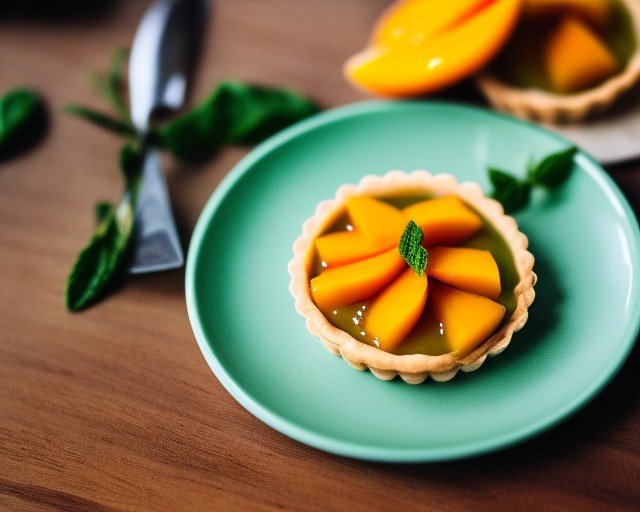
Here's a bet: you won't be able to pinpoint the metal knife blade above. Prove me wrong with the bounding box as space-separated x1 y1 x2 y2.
127 0 207 274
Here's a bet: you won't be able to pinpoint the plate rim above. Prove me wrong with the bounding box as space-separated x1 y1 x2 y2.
185 99 640 462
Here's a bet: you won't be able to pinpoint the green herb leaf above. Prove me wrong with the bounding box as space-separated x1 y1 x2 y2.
488 168 531 214
87 47 130 121
527 146 577 188
399 221 428 276
157 81 319 163
64 103 136 137
65 145 143 312
0 88 47 160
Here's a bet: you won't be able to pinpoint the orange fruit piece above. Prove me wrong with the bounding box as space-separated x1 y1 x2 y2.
523 0 611 30
427 246 501 299
344 0 522 97
315 230 389 267
544 15 618 93
310 247 406 312
402 195 483 247
428 281 506 355
346 196 408 246
364 267 428 352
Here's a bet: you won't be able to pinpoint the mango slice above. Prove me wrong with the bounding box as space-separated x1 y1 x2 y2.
427 246 501 299
428 281 506 355
346 196 407 246
365 267 429 352
315 230 389 267
544 15 618 93
344 0 522 97
310 248 406 312
371 0 495 48
403 196 483 247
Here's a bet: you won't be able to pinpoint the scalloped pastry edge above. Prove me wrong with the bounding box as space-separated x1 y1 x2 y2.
288 170 536 384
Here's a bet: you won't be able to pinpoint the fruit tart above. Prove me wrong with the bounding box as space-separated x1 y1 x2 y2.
288 171 536 384
476 0 640 122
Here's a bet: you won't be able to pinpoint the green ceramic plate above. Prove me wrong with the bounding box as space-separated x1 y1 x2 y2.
185 101 640 462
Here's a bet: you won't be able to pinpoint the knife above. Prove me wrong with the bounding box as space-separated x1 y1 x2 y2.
127 0 207 274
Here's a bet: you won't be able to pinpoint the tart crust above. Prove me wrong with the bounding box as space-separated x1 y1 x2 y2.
475 0 640 123
288 171 536 384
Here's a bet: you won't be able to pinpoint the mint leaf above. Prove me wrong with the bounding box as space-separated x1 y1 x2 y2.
399 221 428 276
157 81 319 163
0 88 47 160
65 145 143 311
488 168 531 214
527 146 577 188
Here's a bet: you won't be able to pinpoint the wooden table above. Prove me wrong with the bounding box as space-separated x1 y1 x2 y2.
1 1 639 510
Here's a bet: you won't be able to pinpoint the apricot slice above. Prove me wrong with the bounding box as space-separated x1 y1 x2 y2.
344 0 522 97
427 246 501 299
315 230 389 267
402 196 483 247
544 15 618 93
428 281 506 355
364 267 428 352
310 247 406 312
346 196 407 247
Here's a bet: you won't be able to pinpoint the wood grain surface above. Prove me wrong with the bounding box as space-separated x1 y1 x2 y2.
1 1 639 510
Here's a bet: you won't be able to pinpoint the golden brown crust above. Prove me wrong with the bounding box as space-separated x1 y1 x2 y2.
288 171 536 384
475 0 640 123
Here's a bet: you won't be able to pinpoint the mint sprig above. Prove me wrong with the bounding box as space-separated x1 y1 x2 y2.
65 144 143 311
488 146 577 213
399 221 428 276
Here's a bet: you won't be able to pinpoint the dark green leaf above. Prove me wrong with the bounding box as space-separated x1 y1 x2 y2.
527 146 577 188
64 103 136 137
65 149 143 311
488 168 532 214
65 197 135 311
95 201 114 224
157 81 319 163
399 220 428 276
0 88 47 160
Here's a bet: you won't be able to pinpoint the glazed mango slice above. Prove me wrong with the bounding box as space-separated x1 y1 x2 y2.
315 230 388 267
310 247 406 312
364 267 429 352
403 196 483 247
346 196 407 246
427 246 501 299
428 281 506 355
371 0 495 48
344 0 522 97
544 15 618 93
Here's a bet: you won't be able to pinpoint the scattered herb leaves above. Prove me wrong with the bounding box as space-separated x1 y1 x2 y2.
399 221 428 276
65 50 319 311
156 81 320 163
488 146 577 213
0 88 48 161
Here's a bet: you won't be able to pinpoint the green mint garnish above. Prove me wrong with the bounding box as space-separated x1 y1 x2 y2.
0 88 47 161
65 144 143 311
399 221 428 276
156 81 319 163
488 145 577 213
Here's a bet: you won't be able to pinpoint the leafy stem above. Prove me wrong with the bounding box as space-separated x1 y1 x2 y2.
488 146 577 213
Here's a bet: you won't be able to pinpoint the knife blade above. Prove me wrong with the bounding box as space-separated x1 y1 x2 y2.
127 0 207 274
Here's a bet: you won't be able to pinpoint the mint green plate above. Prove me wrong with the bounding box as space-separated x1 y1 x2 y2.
186 101 640 462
